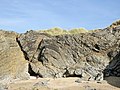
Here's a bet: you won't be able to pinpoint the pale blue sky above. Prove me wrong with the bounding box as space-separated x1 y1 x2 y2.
0 0 120 33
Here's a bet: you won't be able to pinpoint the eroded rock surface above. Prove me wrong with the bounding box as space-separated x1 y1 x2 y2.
1 21 120 84
0 30 29 84
17 25 120 81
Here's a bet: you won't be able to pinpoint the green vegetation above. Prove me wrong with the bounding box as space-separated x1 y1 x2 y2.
109 20 120 28
69 28 88 34
38 27 88 36
112 20 120 26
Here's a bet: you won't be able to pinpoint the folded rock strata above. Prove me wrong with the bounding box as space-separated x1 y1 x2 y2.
17 25 120 81
0 20 120 83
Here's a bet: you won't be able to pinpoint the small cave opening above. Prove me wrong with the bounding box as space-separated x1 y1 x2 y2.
65 74 82 78
63 70 83 78
28 63 42 78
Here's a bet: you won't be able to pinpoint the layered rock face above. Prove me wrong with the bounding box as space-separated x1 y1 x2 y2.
0 30 29 83
17 25 120 81
0 20 120 83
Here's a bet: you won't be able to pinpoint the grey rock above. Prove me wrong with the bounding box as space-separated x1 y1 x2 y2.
1 20 120 87
16 21 120 81
95 73 103 81
75 79 82 83
17 29 111 80
0 83 8 90
33 80 50 86
83 85 97 90
18 30 51 61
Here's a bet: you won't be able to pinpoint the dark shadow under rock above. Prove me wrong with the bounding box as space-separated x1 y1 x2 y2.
105 76 120 88
103 50 120 88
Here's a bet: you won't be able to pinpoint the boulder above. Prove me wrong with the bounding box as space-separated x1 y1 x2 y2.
17 30 51 61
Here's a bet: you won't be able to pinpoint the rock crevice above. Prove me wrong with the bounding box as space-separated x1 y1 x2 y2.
16 37 29 61
1 21 120 84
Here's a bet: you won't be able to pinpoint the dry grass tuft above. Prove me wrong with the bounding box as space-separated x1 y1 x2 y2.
38 27 88 36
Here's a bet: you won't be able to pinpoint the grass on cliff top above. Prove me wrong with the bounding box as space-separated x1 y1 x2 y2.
109 20 120 28
38 27 88 36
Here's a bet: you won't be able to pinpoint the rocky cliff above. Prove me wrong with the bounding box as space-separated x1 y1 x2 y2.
0 20 120 84
0 30 29 84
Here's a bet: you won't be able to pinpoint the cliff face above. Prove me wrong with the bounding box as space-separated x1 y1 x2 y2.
0 30 29 84
18 24 120 81
0 21 120 83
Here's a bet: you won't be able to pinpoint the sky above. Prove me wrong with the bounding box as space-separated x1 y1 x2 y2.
0 0 120 33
